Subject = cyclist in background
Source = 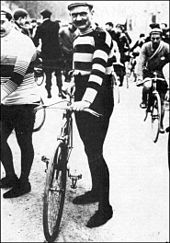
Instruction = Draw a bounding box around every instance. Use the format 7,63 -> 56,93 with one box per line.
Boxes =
0,7 -> 40,198
136,28 -> 170,133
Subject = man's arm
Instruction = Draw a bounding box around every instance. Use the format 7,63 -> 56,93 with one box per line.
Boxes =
82,31 -> 112,104
136,43 -> 147,80
33,26 -> 40,47
1,37 -> 36,101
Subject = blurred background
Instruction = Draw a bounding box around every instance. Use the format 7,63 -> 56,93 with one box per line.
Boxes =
1,0 -> 169,41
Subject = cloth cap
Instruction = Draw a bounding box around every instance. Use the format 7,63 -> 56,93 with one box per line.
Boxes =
1,6 -> 13,18
40,9 -> 52,18
68,2 -> 93,10
13,8 -> 28,20
150,28 -> 162,35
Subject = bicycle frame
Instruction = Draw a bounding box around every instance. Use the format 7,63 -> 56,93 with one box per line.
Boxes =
144,73 -> 164,121
142,72 -> 165,142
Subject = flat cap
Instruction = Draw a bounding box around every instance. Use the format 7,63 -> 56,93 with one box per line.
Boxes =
68,2 -> 93,10
13,8 -> 28,20
150,28 -> 162,34
40,9 -> 52,17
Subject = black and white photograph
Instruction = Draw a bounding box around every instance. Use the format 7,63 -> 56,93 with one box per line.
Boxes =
1,1 -> 169,242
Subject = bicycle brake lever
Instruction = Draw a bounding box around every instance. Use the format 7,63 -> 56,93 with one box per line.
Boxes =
84,108 -> 103,117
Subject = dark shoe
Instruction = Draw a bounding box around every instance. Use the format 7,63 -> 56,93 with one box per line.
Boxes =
72,190 -> 100,205
3,181 -> 31,198
86,206 -> 113,228
0,175 -> 19,189
140,102 -> 147,109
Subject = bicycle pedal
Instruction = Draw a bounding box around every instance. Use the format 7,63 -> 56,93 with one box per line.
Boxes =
41,155 -> 49,163
68,171 -> 82,189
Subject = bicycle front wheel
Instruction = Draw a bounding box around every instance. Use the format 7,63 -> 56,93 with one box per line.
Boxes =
33,98 -> 46,132
151,93 -> 161,143
43,141 -> 68,242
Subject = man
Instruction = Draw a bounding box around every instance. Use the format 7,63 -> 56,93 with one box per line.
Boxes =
33,9 -> 63,98
0,7 -> 40,198
13,8 -> 31,37
114,24 -> 131,86
105,22 -> 116,40
137,28 -> 169,132
68,2 -> 115,228
59,22 -> 77,81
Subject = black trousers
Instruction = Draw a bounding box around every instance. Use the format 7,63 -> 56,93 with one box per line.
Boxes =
43,58 -> 63,93
74,74 -> 114,210
0,104 -> 35,182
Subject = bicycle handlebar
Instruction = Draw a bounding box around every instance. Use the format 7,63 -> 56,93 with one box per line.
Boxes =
136,76 -> 166,86
34,100 -> 102,118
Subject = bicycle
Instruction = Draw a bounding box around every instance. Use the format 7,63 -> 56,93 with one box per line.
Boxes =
125,52 -> 138,88
33,98 -> 46,132
35,89 -> 102,242
137,71 -> 166,143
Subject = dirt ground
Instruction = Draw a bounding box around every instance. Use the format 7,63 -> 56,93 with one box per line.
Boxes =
1,82 -> 169,242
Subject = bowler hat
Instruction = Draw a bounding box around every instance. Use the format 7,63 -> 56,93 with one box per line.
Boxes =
40,9 -> 52,18
68,2 -> 93,10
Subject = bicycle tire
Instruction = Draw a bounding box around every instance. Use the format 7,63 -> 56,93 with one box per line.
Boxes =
33,98 -> 46,132
151,93 -> 161,143
35,72 -> 45,86
43,141 -> 68,242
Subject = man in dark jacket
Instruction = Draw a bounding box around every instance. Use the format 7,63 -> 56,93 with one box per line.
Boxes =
33,9 -> 63,98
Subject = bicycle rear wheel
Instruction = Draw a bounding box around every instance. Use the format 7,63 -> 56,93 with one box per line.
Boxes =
33,98 -> 46,132
151,93 -> 161,143
43,141 -> 68,242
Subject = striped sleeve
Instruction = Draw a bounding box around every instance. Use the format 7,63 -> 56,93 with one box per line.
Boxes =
82,31 -> 113,103
2,36 -> 36,96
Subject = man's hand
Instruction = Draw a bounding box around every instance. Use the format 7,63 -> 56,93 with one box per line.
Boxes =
70,100 -> 91,111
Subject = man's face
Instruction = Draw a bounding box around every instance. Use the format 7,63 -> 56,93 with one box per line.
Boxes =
17,16 -> 27,26
105,24 -> 111,31
115,26 -> 122,34
151,33 -> 161,49
0,13 -> 12,37
69,6 -> 93,32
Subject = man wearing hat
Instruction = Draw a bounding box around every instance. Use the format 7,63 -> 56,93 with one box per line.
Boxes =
137,27 -> 170,132
0,7 -> 40,197
13,8 -> 31,37
67,2 -> 116,228
33,9 -> 63,98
